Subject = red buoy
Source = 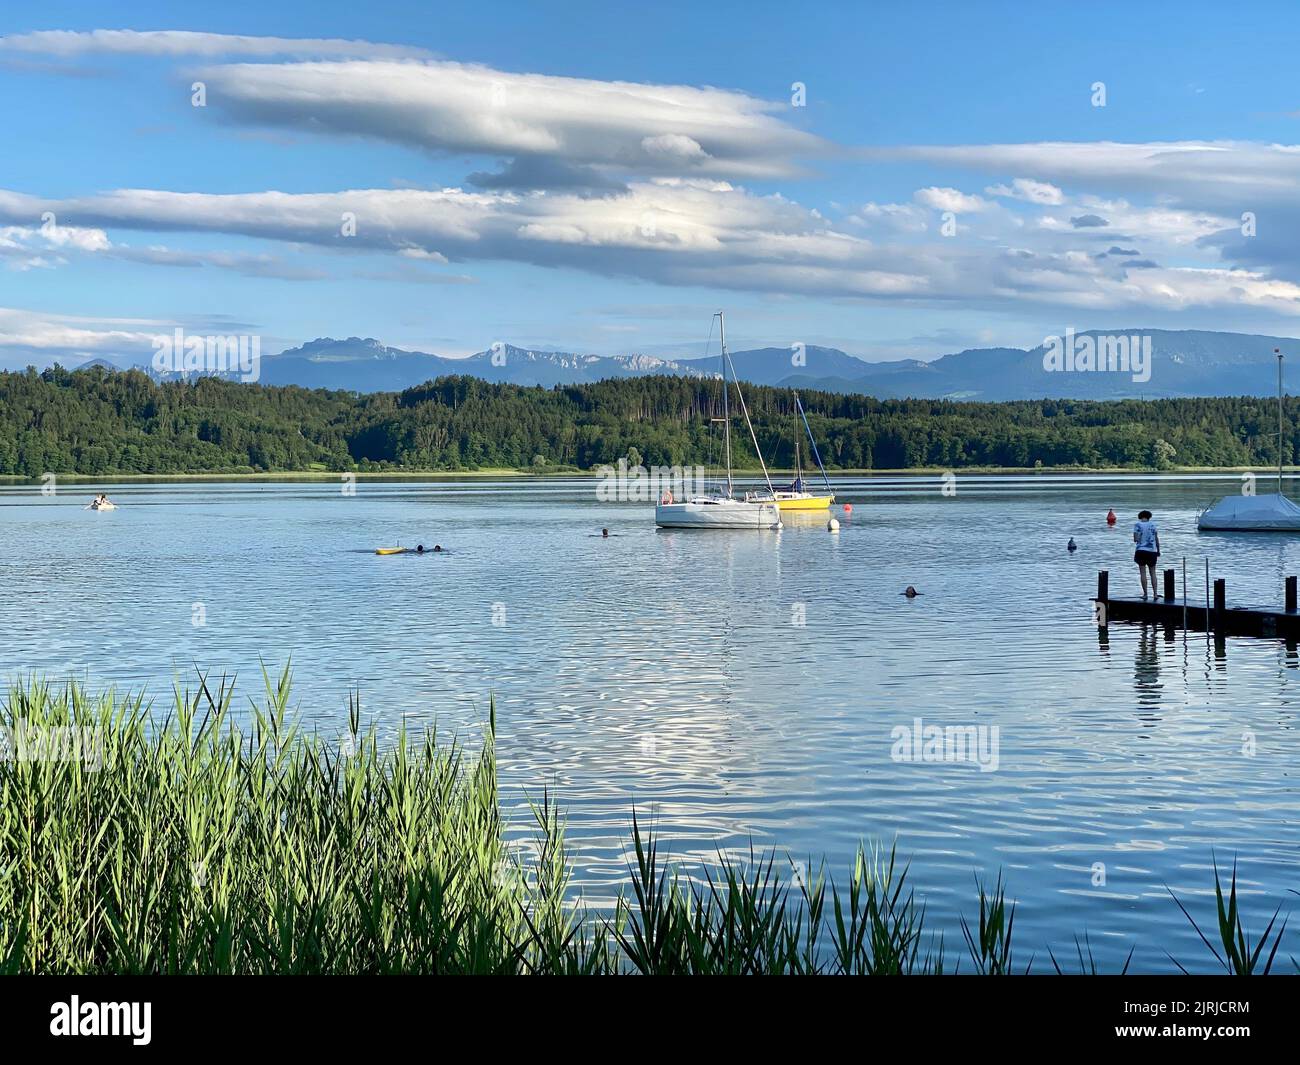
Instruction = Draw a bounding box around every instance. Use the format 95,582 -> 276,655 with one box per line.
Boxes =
843,503 -> 853,515
1106,509 -> 1117,526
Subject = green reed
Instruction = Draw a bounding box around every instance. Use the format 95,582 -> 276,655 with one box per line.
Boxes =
0,670 -> 581,974
1,673 -> 1294,975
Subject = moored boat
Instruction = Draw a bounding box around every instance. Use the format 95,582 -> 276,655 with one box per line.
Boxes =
655,312 -> 782,531
1198,348 -> 1300,532
747,394 -> 835,511
655,496 -> 782,529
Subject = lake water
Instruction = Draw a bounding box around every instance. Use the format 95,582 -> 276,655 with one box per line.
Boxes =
3,472 -> 1299,972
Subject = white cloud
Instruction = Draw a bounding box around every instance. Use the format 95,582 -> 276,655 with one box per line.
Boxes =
0,306 -> 165,358
985,178 -> 1064,205
0,223 -> 110,270
869,141 -> 1300,210
4,180 -> 1297,315
0,29 -> 431,59
641,133 -> 709,161
193,59 -> 827,179
850,202 -> 928,233
913,187 -> 991,213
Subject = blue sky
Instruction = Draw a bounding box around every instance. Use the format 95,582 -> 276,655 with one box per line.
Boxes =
2,0 -> 1299,367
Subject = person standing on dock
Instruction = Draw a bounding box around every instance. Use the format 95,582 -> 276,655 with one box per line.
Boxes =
1132,510 -> 1161,598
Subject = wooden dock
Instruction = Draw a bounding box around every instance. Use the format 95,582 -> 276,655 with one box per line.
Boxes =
1093,569 -> 1300,638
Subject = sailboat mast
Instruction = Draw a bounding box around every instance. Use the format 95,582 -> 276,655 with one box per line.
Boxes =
719,311 -> 732,497
1279,347 -> 1285,494
796,392 -> 835,494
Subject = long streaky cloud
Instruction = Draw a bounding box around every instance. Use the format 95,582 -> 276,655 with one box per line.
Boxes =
3,182 -> 1298,316
194,59 -> 827,179
865,141 -> 1300,205
0,29 -> 432,59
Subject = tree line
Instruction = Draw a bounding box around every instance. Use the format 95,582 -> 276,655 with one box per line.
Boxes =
0,363 -> 1294,476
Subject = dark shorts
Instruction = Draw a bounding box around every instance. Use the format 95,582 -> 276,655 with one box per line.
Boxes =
1134,549 -> 1159,566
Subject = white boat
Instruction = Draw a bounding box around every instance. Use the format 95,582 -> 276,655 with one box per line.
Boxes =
1197,492 -> 1300,531
655,311 -> 782,531
655,496 -> 782,529
1197,347 -> 1300,532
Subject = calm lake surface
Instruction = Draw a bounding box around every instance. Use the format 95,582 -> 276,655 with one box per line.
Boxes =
3,472 -> 1298,972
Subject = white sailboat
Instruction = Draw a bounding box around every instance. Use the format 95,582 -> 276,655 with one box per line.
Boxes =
655,313 -> 782,530
1198,347 -> 1300,531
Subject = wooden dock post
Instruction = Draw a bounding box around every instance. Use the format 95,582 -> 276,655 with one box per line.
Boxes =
1182,558 -> 1188,631
1094,568 -> 1300,641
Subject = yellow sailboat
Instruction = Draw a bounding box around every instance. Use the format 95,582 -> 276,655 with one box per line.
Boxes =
748,393 -> 835,511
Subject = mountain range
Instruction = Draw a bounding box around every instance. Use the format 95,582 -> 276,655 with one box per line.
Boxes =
60,329 -> 1300,401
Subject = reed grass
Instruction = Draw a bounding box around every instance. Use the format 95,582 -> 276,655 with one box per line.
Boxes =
0,670 -> 578,974
1168,857 -> 1289,975
1,673 -> 1293,974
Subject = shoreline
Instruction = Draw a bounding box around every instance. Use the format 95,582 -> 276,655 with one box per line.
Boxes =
1,464 -> 1297,485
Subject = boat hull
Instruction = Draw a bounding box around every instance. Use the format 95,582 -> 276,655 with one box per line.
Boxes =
1197,492 -> 1300,531
655,500 -> 782,529
772,493 -> 834,511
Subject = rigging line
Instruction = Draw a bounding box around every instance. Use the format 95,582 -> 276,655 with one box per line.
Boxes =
796,393 -> 834,494
724,345 -> 775,494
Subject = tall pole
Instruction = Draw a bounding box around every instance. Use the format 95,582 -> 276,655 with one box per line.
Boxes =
1278,347 -> 1285,496
719,312 -> 732,498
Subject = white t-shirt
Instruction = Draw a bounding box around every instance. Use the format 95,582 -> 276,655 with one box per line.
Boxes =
1133,520 -> 1158,553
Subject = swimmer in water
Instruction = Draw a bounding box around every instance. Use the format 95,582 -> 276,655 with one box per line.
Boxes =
602,528 -> 609,538
1067,537 -> 1077,552
901,586 -> 920,598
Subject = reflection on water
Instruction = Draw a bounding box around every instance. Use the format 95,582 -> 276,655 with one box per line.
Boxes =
2,472 -> 1299,972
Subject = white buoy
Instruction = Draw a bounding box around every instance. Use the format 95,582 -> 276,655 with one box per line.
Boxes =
828,517 -> 840,531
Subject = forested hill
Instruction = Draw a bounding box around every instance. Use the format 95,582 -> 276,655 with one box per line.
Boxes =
0,363 -> 1294,476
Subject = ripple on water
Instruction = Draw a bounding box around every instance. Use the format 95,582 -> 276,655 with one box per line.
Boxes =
2,475 -> 1298,972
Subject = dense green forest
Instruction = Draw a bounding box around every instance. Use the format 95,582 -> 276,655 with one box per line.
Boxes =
0,363 -> 1295,476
